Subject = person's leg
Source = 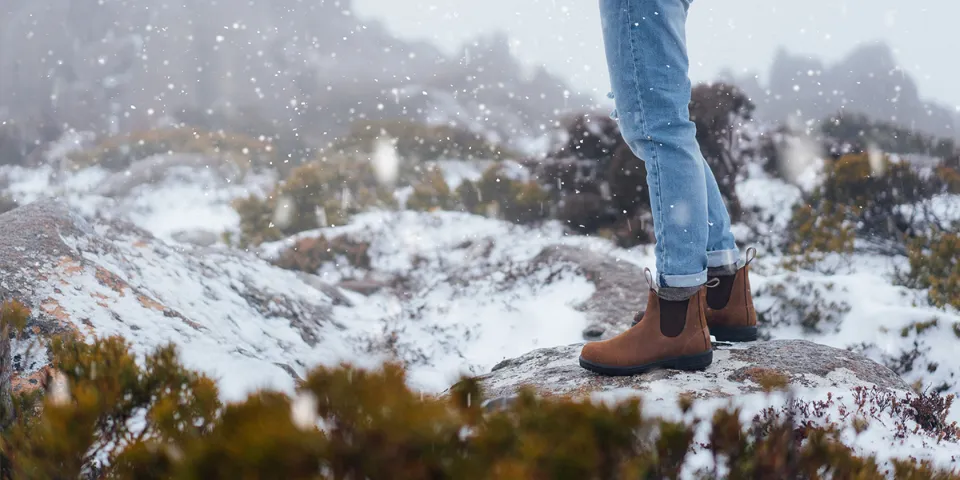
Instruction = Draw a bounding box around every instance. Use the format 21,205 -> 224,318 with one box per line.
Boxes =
702,156 -> 739,275
579,0 -> 719,375
600,0 -> 710,296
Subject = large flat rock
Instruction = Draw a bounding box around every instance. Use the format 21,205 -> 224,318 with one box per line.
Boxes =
475,339 -> 910,401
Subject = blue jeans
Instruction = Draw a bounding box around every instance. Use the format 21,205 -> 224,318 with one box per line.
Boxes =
600,0 -> 738,288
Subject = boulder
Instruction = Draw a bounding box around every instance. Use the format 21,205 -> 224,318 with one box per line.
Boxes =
475,339 -> 910,402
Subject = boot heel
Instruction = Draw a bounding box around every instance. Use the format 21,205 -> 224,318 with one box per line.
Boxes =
665,350 -> 713,371
710,325 -> 758,342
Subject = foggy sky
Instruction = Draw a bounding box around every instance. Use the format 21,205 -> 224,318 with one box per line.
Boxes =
353,0 -> 960,110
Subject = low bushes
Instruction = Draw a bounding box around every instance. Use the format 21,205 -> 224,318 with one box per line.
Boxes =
328,120 -> 512,164
233,158 -> 396,247
901,229 -> 960,310
68,128 -> 280,171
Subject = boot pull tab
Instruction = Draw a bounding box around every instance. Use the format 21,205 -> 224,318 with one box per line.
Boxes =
643,267 -> 656,291
744,246 -> 757,267
705,278 -> 721,288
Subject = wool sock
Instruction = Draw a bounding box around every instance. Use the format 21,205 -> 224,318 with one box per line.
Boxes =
707,262 -> 738,277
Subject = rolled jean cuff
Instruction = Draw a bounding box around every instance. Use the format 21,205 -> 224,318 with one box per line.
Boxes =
707,249 -> 739,268
659,270 -> 707,288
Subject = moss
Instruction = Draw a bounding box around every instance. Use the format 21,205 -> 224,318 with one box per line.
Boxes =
273,235 -> 371,274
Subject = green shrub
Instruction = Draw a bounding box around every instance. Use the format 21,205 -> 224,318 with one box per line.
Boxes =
902,229 -> 960,310
233,157 -> 396,247
468,164 -> 550,224
2,323 -> 957,479
936,166 -> 960,194
782,201 -> 857,272
405,169 -> 460,212
231,194 -> 284,247
820,152 -> 948,240
273,235 -> 372,274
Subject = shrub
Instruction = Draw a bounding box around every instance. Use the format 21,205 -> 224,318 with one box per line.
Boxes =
782,201 -> 857,272
470,164 -> 550,224
233,157 -> 396,247
231,194 -> 284,247
821,112 -> 958,159
405,169 -> 460,212
936,165 -> 960,194
328,120 -> 512,164
819,152 -> 948,241
755,275 -> 852,335
68,128 -> 280,171
2,326 -> 958,479
902,229 -> 960,310
273,235 -> 372,275
689,82 -> 756,220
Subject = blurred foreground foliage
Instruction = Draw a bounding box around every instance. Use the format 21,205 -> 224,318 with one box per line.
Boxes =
0,302 -> 957,479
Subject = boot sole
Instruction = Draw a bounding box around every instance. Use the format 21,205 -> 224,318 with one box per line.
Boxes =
709,325 -> 758,342
578,350 -> 713,376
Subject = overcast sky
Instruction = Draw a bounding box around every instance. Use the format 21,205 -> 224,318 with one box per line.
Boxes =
353,0 -> 960,110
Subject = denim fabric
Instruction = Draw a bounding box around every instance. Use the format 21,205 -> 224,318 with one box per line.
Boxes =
600,0 -> 738,288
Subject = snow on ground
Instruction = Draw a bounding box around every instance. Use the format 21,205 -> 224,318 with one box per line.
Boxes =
0,162 -> 276,243
263,210 -> 655,392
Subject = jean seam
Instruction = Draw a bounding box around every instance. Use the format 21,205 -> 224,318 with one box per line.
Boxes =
624,5 -> 666,283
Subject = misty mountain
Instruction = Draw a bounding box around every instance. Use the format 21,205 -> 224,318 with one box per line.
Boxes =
721,42 -> 958,141
0,0 -> 590,149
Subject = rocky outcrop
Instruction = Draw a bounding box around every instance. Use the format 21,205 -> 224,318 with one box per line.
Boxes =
0,200 -> 344,397
475,340 -> 910,402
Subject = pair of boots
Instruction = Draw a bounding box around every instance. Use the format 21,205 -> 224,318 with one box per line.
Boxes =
579,249 -> 757,376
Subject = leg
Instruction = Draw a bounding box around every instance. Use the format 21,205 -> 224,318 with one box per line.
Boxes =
702,156 -> 739,271
600,0 -> 709,289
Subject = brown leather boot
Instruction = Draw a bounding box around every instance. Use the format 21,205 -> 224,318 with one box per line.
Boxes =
705,247 -> 758,342
579,283 -> 713,376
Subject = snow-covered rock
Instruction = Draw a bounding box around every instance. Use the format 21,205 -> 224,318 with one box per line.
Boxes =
0,200 -> 351,400
475,340 -> 909,401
